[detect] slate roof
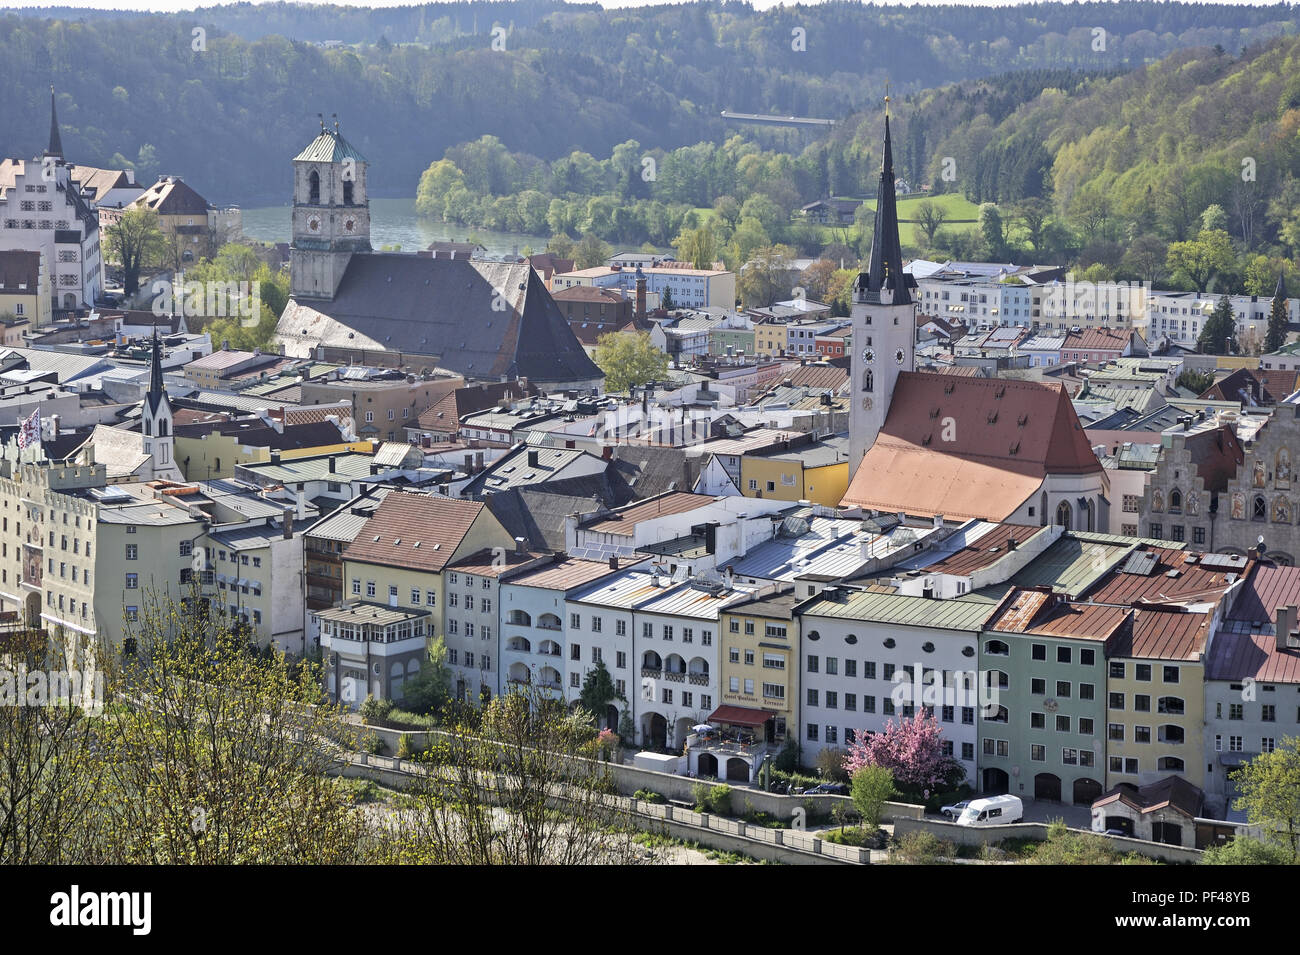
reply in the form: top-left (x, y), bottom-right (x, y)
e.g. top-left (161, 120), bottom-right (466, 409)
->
top-left (278, 257), bottom-right (601, 386)
top-left (0, 250), bottom-right (41, 292)
top-left (608, 445), bottom-right (702, 499)
top-left (841, 373), bottom-right (1102, 520)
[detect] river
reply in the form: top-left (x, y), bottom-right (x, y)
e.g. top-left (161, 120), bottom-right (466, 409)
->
top-left (237, 197), bottom-right (552, 258)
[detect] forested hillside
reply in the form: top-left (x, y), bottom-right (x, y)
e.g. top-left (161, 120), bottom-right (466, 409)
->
top-left (0, 1), bottom-right (1297, 203)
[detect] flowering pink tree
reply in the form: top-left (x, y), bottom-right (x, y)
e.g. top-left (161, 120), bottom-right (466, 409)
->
top-left (842, 712), bottom-right (963, 790)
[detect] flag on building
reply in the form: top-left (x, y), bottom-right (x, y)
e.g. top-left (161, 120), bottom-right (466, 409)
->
top-left (17, 408), bottom-right (40, 450)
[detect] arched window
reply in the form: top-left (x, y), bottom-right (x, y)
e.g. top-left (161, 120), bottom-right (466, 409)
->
top-left (1157, 756), bottom-right (1185, 772)
top-left (1254, 496), bottom-right (1267, 521)
top-left (1169, 489), bottom-right (1182, 513)
top-left (308, 170), bottom-right (321, 204)
top-left (862, 369), bottom-right (873, 392)
top-left (1055, 500), bottom-right (1072, 529)
top-left (343, 179), bottom-right (354, 205)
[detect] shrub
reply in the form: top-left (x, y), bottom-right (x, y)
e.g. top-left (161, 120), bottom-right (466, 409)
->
top-left (397, 733), bottom-right (414, 759)
top-left (979, 843), bottom-right (1010, 862)
top-left (359, 695), bottom-right (394, 725)
top-left (774, 737), bottom-right (801, 774)
top-left (360, 731), bottom-right (386, 756)
top-left (633, 789), bottom-right (666, 804)
top-left (891, 830), bottom-right (954, 864)
top-left (1202, 837), bottom-right (1292, 865)
top-left (693, 783), bottom-right (733, 815)
top-left (814, 746), bottom-right (851, 783)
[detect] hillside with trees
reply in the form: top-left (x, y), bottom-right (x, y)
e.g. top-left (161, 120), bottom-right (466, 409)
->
top-left (1, 2), bottom-right (1298, 203)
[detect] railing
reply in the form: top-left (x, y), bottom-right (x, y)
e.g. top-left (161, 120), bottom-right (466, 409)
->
top-left (641, 667), bottom-right (661, 678)
top-left (664, 671), bottom-right (685, 683)
top-left (688, 734), bottom-right (766, 756)
top-left (688, 673), bottom-right (708, 686)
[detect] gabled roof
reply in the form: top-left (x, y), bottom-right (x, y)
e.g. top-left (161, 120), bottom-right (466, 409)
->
top-left (0, 250), bottom-right (40, 292)
top-left (1107, 606), bottom-right (1213, 661)
top-left (1084, 546), bottom-right (1247, 609)
top-left (581, 491), bottom-right (717, 535)
top-left (841, 373), bottom-right (1102, 520)
top-left (1093, 776), bottom-right (1202, 818)
top-left (343, 491), bottom-right (486, 572)
top-left (988, 588), bottom-right (1129, 641)
top-left (129, 177), bottom-right (211, 216)
top-left (1201, 367), bottom-right (1277, 406)
top-left (280, 256), bottom-right (601, 385)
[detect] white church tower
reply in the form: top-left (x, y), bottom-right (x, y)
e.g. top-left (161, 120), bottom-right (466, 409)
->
top-left (849, 102), bottom-right (918, 472)
top-left (290, 116), bottom-right (371, 301)
top-left (142, 330), bottom-right (182, 481)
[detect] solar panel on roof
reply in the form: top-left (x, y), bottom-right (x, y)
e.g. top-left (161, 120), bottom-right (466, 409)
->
top-left (1120, 550), bottom-right (1159, 576)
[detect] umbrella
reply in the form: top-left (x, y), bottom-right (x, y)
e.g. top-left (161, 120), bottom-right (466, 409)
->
top-left (692, 724), bottom-right (713, 733)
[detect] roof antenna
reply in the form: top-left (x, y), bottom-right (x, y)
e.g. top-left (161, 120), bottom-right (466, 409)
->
top-left (317, 112), bottom-right (324, 132)
top-left (333, 113), bottom-right (339, 133)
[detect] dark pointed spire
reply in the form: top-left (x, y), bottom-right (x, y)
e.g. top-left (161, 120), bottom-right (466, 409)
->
top-left (44, 85), bottom-right (63, 160)
top-left (146, 327), bottom-right (165, 413)
top-left (1276, 271), bottom-right (1288, 302)
top-left (857, 101), bottom-right (911, 306)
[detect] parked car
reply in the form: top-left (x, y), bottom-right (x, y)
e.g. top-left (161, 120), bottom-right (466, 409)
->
top-left (940, 800), bottom-right (970, 820)
top-left (806, 782), bottom-right (849, 795)
top-left (1102, 828), bottom-right (1128, 838)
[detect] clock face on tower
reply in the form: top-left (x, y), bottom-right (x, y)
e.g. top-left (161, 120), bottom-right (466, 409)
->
top-left (343, 217), bottom-right (357, 234)
top-left (862, 348), bottom-right (875, 363)
top-left (895, 348), bottom-right (906, 364)
top-left (307, 214), bottom-right (322, 233)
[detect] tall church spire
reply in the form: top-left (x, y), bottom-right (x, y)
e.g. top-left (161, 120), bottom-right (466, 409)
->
top-left (858, 102), bottom-right (911, 306)
top-left (44, 85), bottom-right (63, 160)
top-left (146, 328), bottom-right (165, 411)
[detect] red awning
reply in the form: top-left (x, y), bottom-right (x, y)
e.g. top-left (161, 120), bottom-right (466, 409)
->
top-left (707, 705), bottom-right (771, 728)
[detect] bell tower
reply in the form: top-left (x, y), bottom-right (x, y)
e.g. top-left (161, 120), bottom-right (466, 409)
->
top-left (849, 102), bottom-right (917, 472)
top-left (290, 115), bottom-right (371, 300)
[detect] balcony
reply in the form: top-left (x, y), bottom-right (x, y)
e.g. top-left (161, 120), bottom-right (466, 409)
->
top-left (641, 667), bottom-right (661, 678)
top-left (664, 671), bottom-right (685, 683)
top-left (688, 673), bottom-right (708, 686)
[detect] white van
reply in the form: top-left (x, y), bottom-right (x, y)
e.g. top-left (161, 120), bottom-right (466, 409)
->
top-left (954, 795), bottom-right (1023, 827)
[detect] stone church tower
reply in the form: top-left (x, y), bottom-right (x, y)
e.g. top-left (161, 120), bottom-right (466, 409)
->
top-left (290, 117), bottom-right (371, 301)
top-left (848, 103), bottom-right (918, 472)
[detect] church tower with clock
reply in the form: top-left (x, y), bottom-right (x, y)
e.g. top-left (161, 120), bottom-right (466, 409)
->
top-left (849, 102), bottom-right (917, 472)
top-left (290, 117), bottom-right (371, 301)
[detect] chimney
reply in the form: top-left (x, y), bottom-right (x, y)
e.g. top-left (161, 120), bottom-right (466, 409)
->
top-left (528, 449), bottom-right (540, 468)
top-left (296, 486), bottom-right (306, 521)
top-left (514, 536), bottom-right (526, 555)
top-left (1008, 537), bottom-right (1017, 550)
top-left (1276, 607), bottom-right (1291, 650)
top-left (464, 453), bottom-right (474, 473)
top-left (475, 451), bottom-right (484, 470)
top-left (327, 455), bottom-right (336, 474)
top-left (282, 509), bottom-right (294, 540)
top-left (635, 269), bottom-right (647, 323)
top-left (609, 555), bottom-right (619, 570)
top-left (49, 414), bottom-right (60, 439)
top-left (270, 450), bottom-right (281, 466)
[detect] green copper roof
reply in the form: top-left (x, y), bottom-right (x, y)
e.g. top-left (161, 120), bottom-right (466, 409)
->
top-left (293, 129), bottom-right (368, 164)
